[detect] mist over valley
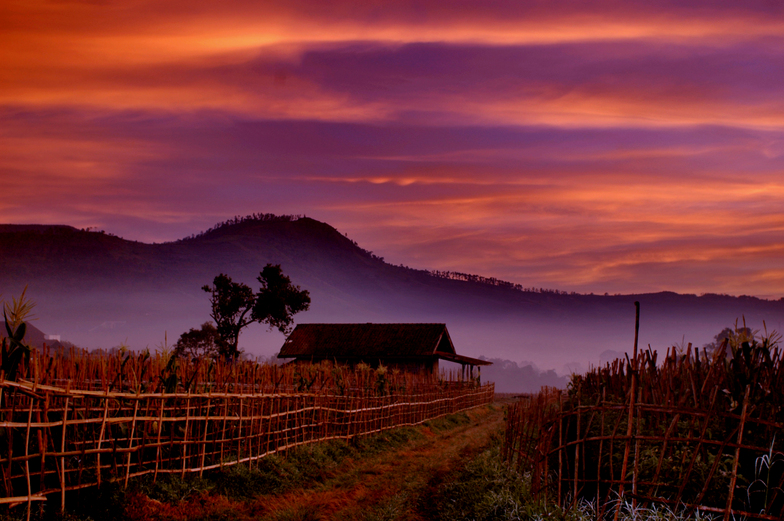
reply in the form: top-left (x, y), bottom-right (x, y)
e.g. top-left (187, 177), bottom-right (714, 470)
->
top-left (2, 216), bottom-right (783, 392)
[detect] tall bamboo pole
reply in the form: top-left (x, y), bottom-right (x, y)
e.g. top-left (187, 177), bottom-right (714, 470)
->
top-left (615, 301), bottom-right (640, 521)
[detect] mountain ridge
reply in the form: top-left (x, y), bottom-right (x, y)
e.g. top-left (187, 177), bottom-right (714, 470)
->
top-left (1, 215), bottom-right (783, 374)
top-left (3, 218), bottom-right (780, 302)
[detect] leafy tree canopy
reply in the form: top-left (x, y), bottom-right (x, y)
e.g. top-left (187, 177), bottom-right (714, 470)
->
top-left (173, 322), bottom-right (221, 360)
top-left (252, 264), bottom-right (312, 335)
top-left (202, 264), bottom-right (310, 360)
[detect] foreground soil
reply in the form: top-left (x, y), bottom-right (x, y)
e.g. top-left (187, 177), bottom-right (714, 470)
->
top-left (124, 403), bottom-right (506, 521)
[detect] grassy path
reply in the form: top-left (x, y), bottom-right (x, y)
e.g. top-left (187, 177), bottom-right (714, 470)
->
top-left (256, 402), bottom-right (506, 521)
top-left (123, 403), bottom-right (506, 521)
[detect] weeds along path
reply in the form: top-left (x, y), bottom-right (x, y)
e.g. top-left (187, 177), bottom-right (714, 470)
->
top-left (256, 403), bottom-right (507, 521)
top-left (124, 402), bottom-right (506, 521)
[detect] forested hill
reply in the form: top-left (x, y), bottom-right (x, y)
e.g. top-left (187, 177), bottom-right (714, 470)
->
top-left (1, 215), bottom-right (783, 375)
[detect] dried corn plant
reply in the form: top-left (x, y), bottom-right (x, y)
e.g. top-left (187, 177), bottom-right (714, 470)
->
top-left (505, 322), bottom-right (784, 521)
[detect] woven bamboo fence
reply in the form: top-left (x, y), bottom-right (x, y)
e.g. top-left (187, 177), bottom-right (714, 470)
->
top-left (504, 340), bottom-right (784, 521)
top-left (0, 347), bottom-right (494, 514)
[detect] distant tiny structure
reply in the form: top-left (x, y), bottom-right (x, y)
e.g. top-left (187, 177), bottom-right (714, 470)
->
top-left (44, 334), bottom-right (61, 342)
top-left (278, 323), bottom-right (490, 378)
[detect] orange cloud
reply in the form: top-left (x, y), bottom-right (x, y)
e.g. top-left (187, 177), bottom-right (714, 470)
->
top-left (3, 1), bottom-right (784, 297)
top-left (4, 1), bottom-right (784, 128)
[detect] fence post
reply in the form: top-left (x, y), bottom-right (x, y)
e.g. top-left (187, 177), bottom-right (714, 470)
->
top-left (154, 398), bottom-right (164, 482)
top-left (125, 398), bottom-right (140, 487)
top-left (632, 388), bottom-right (641, 508)
top-left (182, 393), bottom-right (191, 478)
top-left (199, 397), bottom-right (211, 478)
top-left (95, 389), bottom-right (110, 487)
top-left (573, 394), bottom-right (580, 507)
top-left (558, 393), bottom-right (563, 506)
top-left (60, 396), bottom-right (70, 512)
top-left (24, 401), bottom-right (33, 521)
top-left (615, 301), bottom-right (640, 521)
top-left (725, 386), bottom-right (750, 521)
top-left (236, 397), bottom-right (243, 466)
top-left (597, 387), bottom-right (606, 507)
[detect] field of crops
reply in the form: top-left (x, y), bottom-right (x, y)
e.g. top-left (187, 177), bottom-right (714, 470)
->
top-left (504, 325), bottom-right (784, 520)
top-left (0, 346), bottom-right (493, 516)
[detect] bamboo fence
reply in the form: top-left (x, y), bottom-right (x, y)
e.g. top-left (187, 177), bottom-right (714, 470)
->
top-left (0, 347), bottom-right (494, 515)
top-left (504, 342), bottom-right (784, 521)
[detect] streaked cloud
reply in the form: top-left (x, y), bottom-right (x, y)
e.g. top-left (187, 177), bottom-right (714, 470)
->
top-left (2, 1), bottom-right (784, 297)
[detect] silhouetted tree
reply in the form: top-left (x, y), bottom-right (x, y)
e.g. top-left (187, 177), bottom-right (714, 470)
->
top-left (203, 274), bottom-right (255, 359)
top-left (203, 264), bottom-right (310, 359)
top-left (703, 325), bottom-right (754, 357)
top-left (252, 264), bottom-right (312, 335)
top-left (173, 322), bottom-right (221, 360)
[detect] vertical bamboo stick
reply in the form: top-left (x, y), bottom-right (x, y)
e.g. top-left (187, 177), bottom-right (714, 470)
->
top-left (24, 400), bottom-right (33, 521)
top-left (542, 399), bottom-right (550, 507)
top-left (272, 394), bottom-right (280, 454)
top-left (557, 393), bottom-right (563, 506)
top-left (154, 398), bottom-right (164, 482)
top-left (615, 301), bottom-right (640, 521)
top-left (95, 390), bottom-right (110, 486)
top-left (236, 397), bottom-right (243, 465)
top-left (632, 389), bottom-right (641, 508)
top-left (724, 386), bottom-right (750, 521)
top-left (76, 395), bottom-right (87, 489)
top-left (597, 388), bottom-right (605, 516)
top-left (199, 397), bottom-right (211, 478)
top-left (219, 397), bottom-right (229, 469)
top-left (573, 396), bottom-right (581, 507)
top-left (182, 394), bottom-right (191, 478)
top-left (125, 399), bottom-right (139, 487)
top-left (263, 396), bottom-right (271, 458)
top-left (248, 396), bottom-right (256, 468)
top-left (60, 396), bottom-right (69, 512)
top-left (0, 380), bottom-right (6, 498)
top-left (37, 393), bottom-right (48, 503)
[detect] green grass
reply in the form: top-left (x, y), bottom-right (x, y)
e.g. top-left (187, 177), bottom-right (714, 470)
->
top-left (423, 411), bottom-right (472, 432)
top-left (135, 425), bottom-right (424, 505)
top-left (434, 446), bottom-right (533, 521)
top-left (434, 444), bottom-right (721, 521)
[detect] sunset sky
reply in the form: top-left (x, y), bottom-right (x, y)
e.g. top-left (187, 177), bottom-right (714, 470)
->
top-left (3, 1), bottom-right (784, 298)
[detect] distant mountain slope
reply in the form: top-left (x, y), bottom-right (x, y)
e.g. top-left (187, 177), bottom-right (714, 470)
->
top-left (1, 215), bottom-right (783, 375)
top-left (0, 321), bottom-right (76, 352)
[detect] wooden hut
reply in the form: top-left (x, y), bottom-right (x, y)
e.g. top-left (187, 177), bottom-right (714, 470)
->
top-left (278, 323), bottom-right (491, 378)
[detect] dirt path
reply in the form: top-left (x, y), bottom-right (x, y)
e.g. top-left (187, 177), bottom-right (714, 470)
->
top-left (256, 403), bottom-right (506, 521)
top-left (125, 403), bottom-right (505, 521)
